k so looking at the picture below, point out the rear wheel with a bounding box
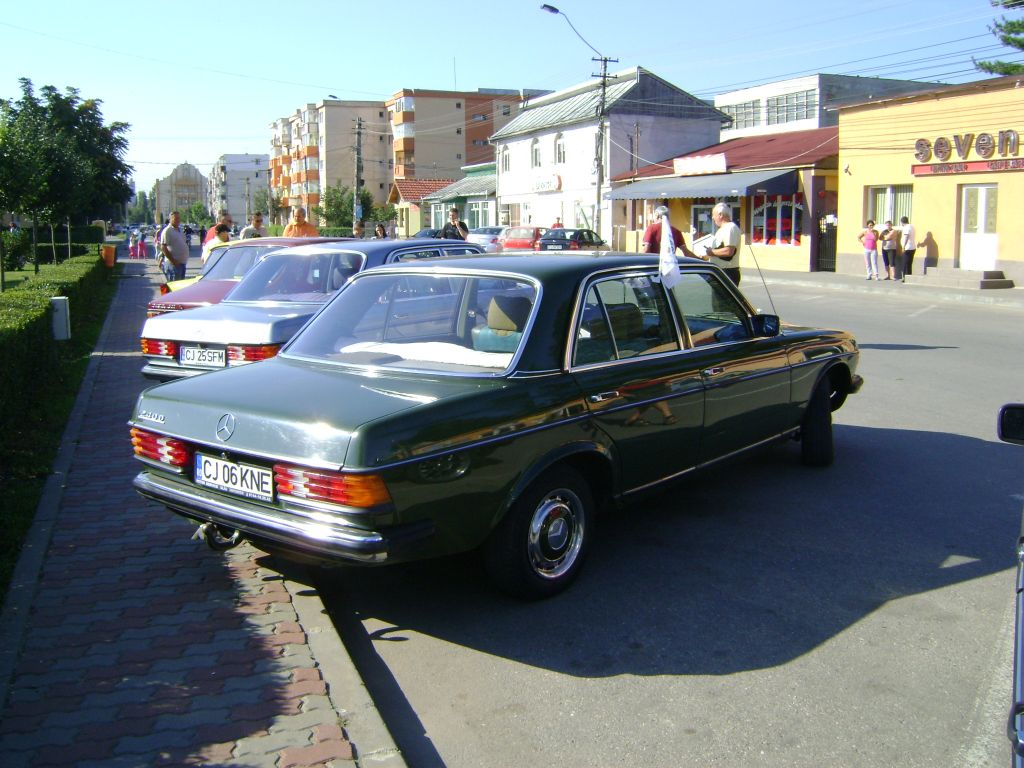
[483,467,592,599]
[801,377,834,467]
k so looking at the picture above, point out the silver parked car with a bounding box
[140,238,482,381]
[466,226,506,253]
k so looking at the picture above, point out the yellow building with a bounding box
[838,75,1024,284]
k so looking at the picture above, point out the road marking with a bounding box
[908,304,937,317]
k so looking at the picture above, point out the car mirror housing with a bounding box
[751,314,780,338]
[999,404,1024,446]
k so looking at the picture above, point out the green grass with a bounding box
[0,261,119,595]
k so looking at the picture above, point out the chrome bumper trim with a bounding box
[134,471,432,563]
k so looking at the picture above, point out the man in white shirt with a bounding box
[899,216,917,282]
[239,212,268,239]
[705,202,742,285]
[159,211,189,281]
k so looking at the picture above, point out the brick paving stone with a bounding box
[0,260,373,768]
[279,736,355,767]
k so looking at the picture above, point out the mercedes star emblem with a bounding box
[216,413,236,442]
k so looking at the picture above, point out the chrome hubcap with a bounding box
[527,489,584,579]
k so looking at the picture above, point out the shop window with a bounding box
[750,194,804,245]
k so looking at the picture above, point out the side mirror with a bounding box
[750,314,780,337]
[999,404,1024,446]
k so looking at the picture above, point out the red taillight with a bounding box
[141,338,179,357]
[227,344,282,363]
[569,241,580,249]
[159,284,170,295]
[273,464,391,508]
[131,427,192,467]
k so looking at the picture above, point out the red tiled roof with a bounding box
[612,127,838,182]
[391,178,456,203]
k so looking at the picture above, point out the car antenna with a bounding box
[746,241,778,317]
[747,192,778,317]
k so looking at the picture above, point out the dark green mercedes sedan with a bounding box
[130,254,862,598]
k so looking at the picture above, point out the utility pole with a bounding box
[353,116,364,225]
[592,55,617,239]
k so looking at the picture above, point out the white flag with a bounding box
[658,215,681,289]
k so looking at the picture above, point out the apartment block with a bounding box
[207,153,270,224]
[270,99,391,225]
[386,88,529,182]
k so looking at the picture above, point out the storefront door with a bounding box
[960,184,998,271]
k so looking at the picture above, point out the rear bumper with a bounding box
[141,362,208,381]
[133,470,434,563]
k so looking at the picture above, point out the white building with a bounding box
[207,154,270,224]
[715,74,930,141]
[490,67,728,244]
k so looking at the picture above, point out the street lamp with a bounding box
[540,4,602,57]
[540,4,616,239]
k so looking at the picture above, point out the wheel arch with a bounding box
[491,442,616,531]
[816,360,854,412]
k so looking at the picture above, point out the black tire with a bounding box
[483,466,593,599]
[801,377,834,467]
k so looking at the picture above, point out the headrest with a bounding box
[487,295,532,332]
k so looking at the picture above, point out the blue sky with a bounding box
[1,0,1016,192]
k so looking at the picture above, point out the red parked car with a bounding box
[498,226,547,251]
[146,237,346,317]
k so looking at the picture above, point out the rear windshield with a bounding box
[204,245,285,280]
[285,272,537,374]
[225,250,365,303]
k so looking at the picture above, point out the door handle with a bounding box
[702,366,724,376]
[588,391,619,403]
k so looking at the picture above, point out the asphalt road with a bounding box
[316,280,1024,767]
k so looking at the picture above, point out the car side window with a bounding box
[669,272,751,347]
[394,248,442,262]
[443,246,481,256]
[573,275,679,366]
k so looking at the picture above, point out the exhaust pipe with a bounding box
[192,522,242,551]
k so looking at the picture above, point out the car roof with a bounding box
[268,238,475,258]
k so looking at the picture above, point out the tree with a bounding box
[311,181,375,227]
[0,79,133,268]
[127,191,153,224]
[976,0,1024,75]
[371,203,397,224]
[251,187,284,224]
[183,201,211,227]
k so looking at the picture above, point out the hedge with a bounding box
[0,253,108,427]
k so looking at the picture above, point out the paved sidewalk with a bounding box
[0,247,404,767]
